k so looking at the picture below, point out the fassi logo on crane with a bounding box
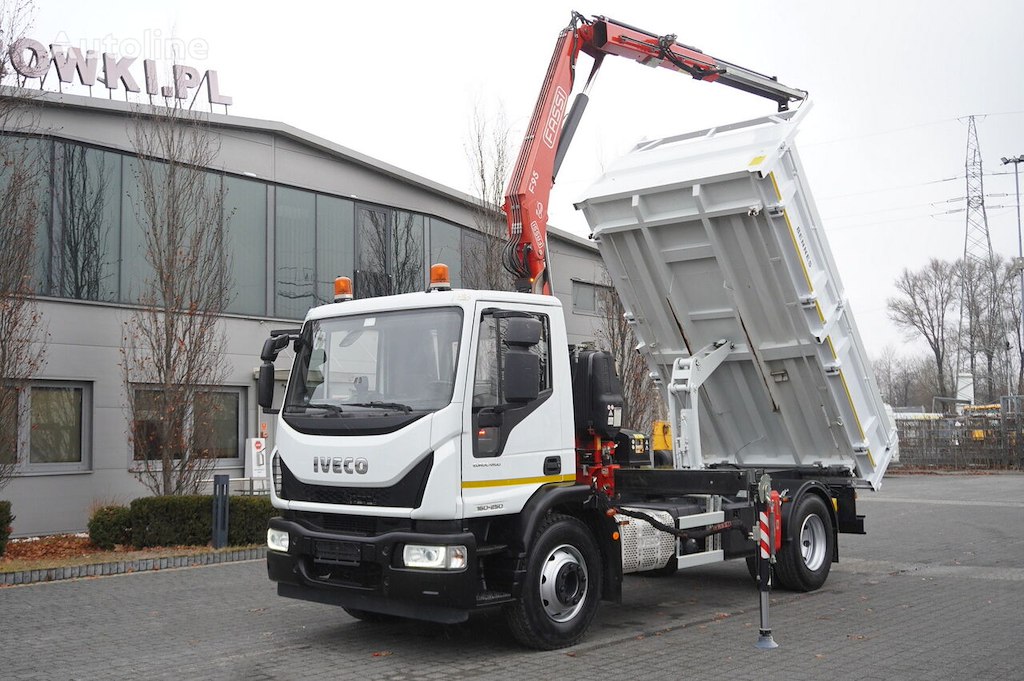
[541,86,567,149]
[4,38,232,106]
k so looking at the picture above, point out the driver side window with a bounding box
[472,316,500,408]
[471,311,551,457]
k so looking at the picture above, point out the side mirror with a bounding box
[258,362,276,410]
[501,316,542,404]
[504,317,542,346]
[503,351,539,403]
[261,328,301,362]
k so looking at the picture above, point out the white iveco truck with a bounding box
[259,14,898,650]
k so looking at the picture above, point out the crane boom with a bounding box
[502,12,807,295]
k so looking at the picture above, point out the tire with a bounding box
[504,513,602,650]
[745,555,759,583]
[775,494,834,592]
[343,607,399,623]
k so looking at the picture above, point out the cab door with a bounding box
[460,302,574,518]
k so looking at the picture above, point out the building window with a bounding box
[392,211,424,294]
[275,187,317,318]
[224,176,267,315]
[572,281,597,314]
[572,281,614,316]
[429,218,463,287]
[355,205,390,298]
[315,195,355,305]
[29,386,84,464]
[0,382,92,474]
[54,144,121,302]
[0,136,51,296]
[133,387,244,462]
[193,391,242,460]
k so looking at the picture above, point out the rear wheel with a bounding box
[505,513,602,650]
[745,556,759,583]
[775,494,834,591]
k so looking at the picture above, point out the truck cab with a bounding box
[264,289,585,625]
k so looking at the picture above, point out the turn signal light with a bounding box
[334,276,353,302]
[429,263,451,291]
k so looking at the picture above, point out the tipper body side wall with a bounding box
[577,109,897,489]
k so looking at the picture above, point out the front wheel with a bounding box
[504,513,602,650]
[775,494,834,591]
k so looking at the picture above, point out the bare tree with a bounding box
[955,256,1014,403]
[873,345,900,407]
[0,0,46,492]
[121,103,232,495]
[888,259,958,398]
[596,285,663,435]
[463,99,514,291]
[1002,261,1024,394]
[873,346,935,409]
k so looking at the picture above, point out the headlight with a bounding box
[267,528,290,552]
[402,544,467,570]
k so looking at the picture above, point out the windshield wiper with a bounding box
[347,401,413,413]
[303,402,344,414]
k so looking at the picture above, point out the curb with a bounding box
[0,546,267,586]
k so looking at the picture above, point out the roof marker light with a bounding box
[334,276,353,302]
[429,263,451,291]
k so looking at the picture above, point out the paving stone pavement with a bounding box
[1,473,1021,680]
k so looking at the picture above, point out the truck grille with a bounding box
[278,454,433,508]
[291,511,382,536]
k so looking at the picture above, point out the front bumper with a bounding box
[266,516,478,623]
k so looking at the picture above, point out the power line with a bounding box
[821,205,1016,233]
[803,110,1024,149]
[818,170,1019,202]
[801,117,959,148]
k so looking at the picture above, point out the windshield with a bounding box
[284,307,463,418]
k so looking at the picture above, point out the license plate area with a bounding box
[312,539,361,565]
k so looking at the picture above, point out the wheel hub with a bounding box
[554,563,586,606]
[799,513,827,572]
[538,544,589,622]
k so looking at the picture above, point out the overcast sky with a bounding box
[27,0,1024,357]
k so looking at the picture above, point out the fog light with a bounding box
[402,544,468,570]
[267,528,290,552]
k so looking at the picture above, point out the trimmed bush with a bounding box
[88,505,132,550]
[130,495,274,549]
[130,495,212,549]
[0,500,12,558]
[228,496,273,546]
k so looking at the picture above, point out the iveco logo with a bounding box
[313,457,369,474]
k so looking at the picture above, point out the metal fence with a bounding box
[895,408,1024,469]
[197,476,270,496]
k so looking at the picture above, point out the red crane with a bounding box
[502,12,807,294]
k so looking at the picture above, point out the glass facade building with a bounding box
[0,91,609,536]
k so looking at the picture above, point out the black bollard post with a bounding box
[212,474,229,549]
